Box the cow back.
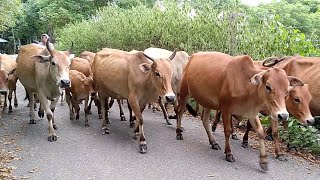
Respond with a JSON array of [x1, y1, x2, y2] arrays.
[[70, 57, 92, 77]]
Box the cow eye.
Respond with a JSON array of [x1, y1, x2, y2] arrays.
[[265, 84, 271, 92], [5, 78, 8, 82], [155, 71, 161, 77], [51, 61, 56, 66], [294, 97, 300, 103]]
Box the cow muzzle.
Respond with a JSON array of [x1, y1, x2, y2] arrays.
[[165, 93, 175, 103], [60, 79, 71, 88], [277, 112, 289, 121]]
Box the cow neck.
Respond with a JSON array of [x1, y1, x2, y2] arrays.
[[143, 71, 159, 103]]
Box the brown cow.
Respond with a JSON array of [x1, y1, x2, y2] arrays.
[[176, 52, 303, 171], [210, 60, 314, 161], [143, 47, 189, 125], [65, 70, 95, 126], [79, 51, 96, 64], [0, 54, 18, 113], [15, 39, 73, 141], [92, 48, 176, 154]]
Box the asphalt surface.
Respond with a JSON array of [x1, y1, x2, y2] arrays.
[[1, 82, 320, 180]]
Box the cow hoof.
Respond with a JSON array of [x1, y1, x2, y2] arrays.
[[242, 141, 249, 148], [166, 119, 172, 125], [168, 115, 176, 119], [48, 135, 58, 142], [226, 154, 235, 163], [38, 111, 44, 118], [29, 119, 36, 124], [287, 144, 298, 152], [130, 122, 135, 128], [70, 116, 74, 121], [76, 115, 79, 120], [60, 102, 64, 106], [259, 162, 269, 171], [120, 115, 126, 121], [176, 134, 183, 140], [102, 127, 109, 135], [53, 125, 58, 130], [231, 134, 239, 140], [211, 143, 221, 150], [265, 135, 273, 141], [8, 108, 13, 113], [212, 126, 217, 132], [85, 123, 90, 127], [276, 154, 288, 162], [14, 103, 18, 108], [98, 114, 103, 119], [139, 144, 147, 154]]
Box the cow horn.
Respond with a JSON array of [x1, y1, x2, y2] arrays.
[[262, 56, 287, 67], [169, 49, 177, 60], [46, 37, 53, 56], [68, 41, 74, 54], [143, 53, 155, 62]]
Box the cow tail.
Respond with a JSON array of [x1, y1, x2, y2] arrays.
[[186, 103, 198, 117]]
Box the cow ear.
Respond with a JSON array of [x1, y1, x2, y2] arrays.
[[138, 63, 152, 73], [250, 72, 263, 85], [69, 53, 75, 60], [33, 55, 51, 63], [288, 76, 304, 87]]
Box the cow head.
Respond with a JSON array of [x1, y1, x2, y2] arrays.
[[139, 50, 177, 103], [33, 39, 72, 88], [250, 68, 302, 121], [286, 84, 315, 126], [81, 76, 96, 96], [0, 69, 16, 95]]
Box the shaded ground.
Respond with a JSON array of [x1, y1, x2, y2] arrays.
[[0, 82, 320, 180]]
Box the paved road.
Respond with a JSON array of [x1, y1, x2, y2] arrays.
[[1, 82, 320, 180]]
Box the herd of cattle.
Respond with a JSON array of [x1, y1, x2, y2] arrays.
[[0, 39, 320, 171]]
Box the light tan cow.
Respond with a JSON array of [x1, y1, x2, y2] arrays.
[[79, 51, 96, 64], [15, 39, 73, 141], [92, 48, 176, 154], [65, 70, 95, 127], [0, 54, 18, 113], [143, 47, 189, 125], [176, 52, 303, 171]]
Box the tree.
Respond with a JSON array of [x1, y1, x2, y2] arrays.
[[0, 0, 22, 32]]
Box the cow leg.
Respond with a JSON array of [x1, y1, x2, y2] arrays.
[[117, 99, 126, 121], [100, 94, 110, 134], [271, 120, 287, 161], [128, 97, 147, 154], [49, 98, 59, 130], [128, 100, 134, 128], [27, 91, 36, 124], [158, 97, 170, 125], [86, 94, 94, 115], [2, 92, 7, 110], [14, 88, 18, 108], [38, 93, 57, 142], [38, 103, 44, 118], [84, 97, 90, 127], [202, 108, 221, 150], [242, 120, 252, 148], [8, 89, 13, 113], [212, 110, 221, 132], [221, 111, 235, 163], [176, 78, 191, 140], [248, 116, 268, 171], [60, 90, 64, 106], [66, 91, 74, 120]]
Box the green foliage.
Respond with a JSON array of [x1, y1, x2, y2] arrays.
[[0, 0, 22, 32], [280, 118, 320, 155], [57, 0, 320, 59]]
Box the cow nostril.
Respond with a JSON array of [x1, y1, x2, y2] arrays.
[[165, 95, 175, 102], [278, 113, 289, 121], [61, 80, 70, 85], [306, 119, 314, 125]]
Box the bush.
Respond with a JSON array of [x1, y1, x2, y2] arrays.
[[56, 0, 320, 57], [280, 118, 320, 155]]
